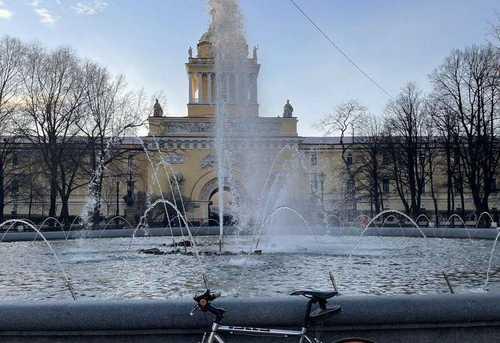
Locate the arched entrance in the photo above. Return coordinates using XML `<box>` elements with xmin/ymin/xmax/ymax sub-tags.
<box><xmin>192</xmin><ymin>176</ymin><xmax>242</xmax><ymax>226</ymax></box>
<box><xmin>208</xmin><ymin>186</ymin><xmax>234</xmax><ymax>226</ymax></box>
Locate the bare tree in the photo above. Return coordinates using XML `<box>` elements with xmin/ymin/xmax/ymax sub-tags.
<box><xmin>318</xmin><ymin>100</ymin><xmax>366</xmax><ymax>217</ymax></box>
<box><xmin>18</xmin><ymin>44</ymin><xmax>87</xmax><ymax>223</ymax></box>
<box><xmin>420</xmin><ymin>101</ymin><xmax>442</xmax><ymax>225</ymax></box>
<box><xmin>78</xmin><ymin>62</ymin><xmax>145</xmax><ymax>225</ymax></box>
<box><xmin>355</xmin><ymin>114</ymin><xmax>387</xmax><ymax>215</ymax></box>
<box><xmin>384</xmin><ymin>83</ymin><xmax>428</xmax><ymax>216</ymax></box>
<box><xmin>0</xmin><ymin>36</ymin><xmax>25</xmax><ymax>221</ymax></box>
<box><xmin>430</xmin><ymin>45</ymin><xmax>500</xmax><ymax>216</ymax></box>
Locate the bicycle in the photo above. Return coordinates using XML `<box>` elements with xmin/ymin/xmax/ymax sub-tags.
<box><xmin>191</xmin><ymin>289</ymin><xmax>374</xmax><ymax>343</ymax></box>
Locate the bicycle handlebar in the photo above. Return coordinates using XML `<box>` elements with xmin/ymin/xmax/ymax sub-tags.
<box><xmin>193</xmin><ymin>289</ymin><xmax>225</xmax><ymax>322</ymax></box>
<box><xmin>194</xmin><ymin>289</ymin><xmax>220</xmax><ymax>307</ymax></box>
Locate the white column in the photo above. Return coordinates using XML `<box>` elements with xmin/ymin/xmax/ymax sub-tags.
<box><xmin>197</xmin><ymin>73</ymin><xmax>203</xmax><ymax>104</ymax></box>
<box><xmin>188</xmin><ymin>73</ymin><xmax>193</xmax><ymax>103</ymax></box>
<box><xmin>207</xmin><ymin>73</ymin><xmax>212</xmax><ymax>104</ymax></box>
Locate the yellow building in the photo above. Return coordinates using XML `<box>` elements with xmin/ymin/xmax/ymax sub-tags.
<box><xmin>143</xmin><ymin>23</ymin><xmax>304</xmax><ymax>224</ymax></box>
<box><xmin>134</xmin><ymin>21</ymin><xmax>499</xmax><ymax>225</ymax></box>
<box><xmin>4</xmin><ymin>20</ymin><xmax>498</xmax><ymax>226</ymax></box>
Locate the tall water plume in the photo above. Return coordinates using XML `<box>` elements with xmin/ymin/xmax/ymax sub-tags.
<box><xmin>209</xmin><ymin>0</ymin><xmax>309</xmax><ymax>248</ymax></box>
<box><xmin>210</xmin><ymin>0</ymin><xmax>260</xmax><ymax>245</ymax></box>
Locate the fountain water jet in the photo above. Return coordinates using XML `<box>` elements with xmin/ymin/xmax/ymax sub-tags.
<box><xmin>445</xmin><ymin>214</ymin><xmax>466</xmax><ymax>227</ymax></box>
<box><xmin>476</xmin><ymin>212</ymin><xmax>496</xmax><ymax>228</ymax></box>
<box><xmin>140</xmin><ymin>139</ymin><xmax>179</xmax><ymax>246</ymax></box>
<box><xmin>104</xmin><ymin>216</ymin><xmax>134</xmax><ymax>230</ymax></box>
<box><xmin>151</xmin><ymin>135</ymin><xmax>189</xmax><ymax>240</ymax></box>
<box><xmin>0</xmin><ymin>219</ymin><xmax>77</xmax><ymax>300</ymax></box>
<box><xmin>115</xmin><ymin>199</ymin><xmax>210</xmax><ymax>296</ymax></box>
<box><xmin>415</xmin><ymin>214</ymin><xmax>432</xmax><ymax>227</ymax></box>
<box><xmin>255</xmin><ymin>206</ymin><xmax>318</xmax><ymax>250</ymax></box>
<box><xmin>484</xmin><ymin>230</ymin><xmax>500</xmax><ymax>290</ymax></box>
<box><xmin>347</xmin><ymin>210</ymin><xmax>427</xmax><ymax>261</ymax></box>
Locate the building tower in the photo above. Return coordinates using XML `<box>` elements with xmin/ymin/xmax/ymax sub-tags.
<box><xmin>186</xmin><ymin>22</ymin><xmax>260</xmax><ymax>118</ymax></box>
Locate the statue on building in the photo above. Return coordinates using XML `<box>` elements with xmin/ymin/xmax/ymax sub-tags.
<box><xmin>188</xmin><ymin>46</ymin><xmax>193</xmax><ymax>58</ymax></box>
<box><xmin>153</xmin><ymin>99</ymin><xmax>164</xmax><ymax>117</ymax></box>
<box><xmin>283</xmin><ymin>99</ymin><xmax>294</xmax><ymax>118</ymax></box>
<box><xmin>252</xmin><ymin>46</ymin><xmax>258</xmax><ymax>60</ymax></box>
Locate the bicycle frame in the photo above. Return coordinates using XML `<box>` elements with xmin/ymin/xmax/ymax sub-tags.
<box><xmin>202</xmin><ymin>322</ymin><xmax>316</xmax><ymax>343</ymax></box>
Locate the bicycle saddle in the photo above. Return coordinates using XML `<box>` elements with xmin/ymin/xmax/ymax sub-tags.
<box><xmin>290</xmin><ymin>290</ymin><xmax>338</xmax><ymax>300</ymax></box>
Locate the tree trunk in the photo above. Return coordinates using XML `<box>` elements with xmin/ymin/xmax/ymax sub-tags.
<box><xmin>428</xmin><ymin>158</ymin><xmax>439</xmax><ymax>227</ymax></box>
<box><xmin>446</xmin><ymin>145</ymin><xmax>453</xmax><ymax>216</ymax></box>
<box><xmin>28</xmin><ymin>178</ymin><xmax>33</xmax><ymax>218</ymax></box>
<box><xmin>49</xmin><ymin>168</ymin><xmax>58</xmax><ymax>217</ymax></box>
<box><xmin>59</xmin><ymin>196</ymin><xmax>70</xmax><ymax>226</ymax></box>
<box><xmin>0</xmin><ymin>160</ymin><xmax>4</xmax><ymax>223</ymax></box>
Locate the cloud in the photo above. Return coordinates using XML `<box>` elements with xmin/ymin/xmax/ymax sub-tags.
<box><xmin>73</xmin><ymin>0</ymin><xmax>108</xmax><ymax>16</ymax></box>
<box><xmin>34</xmin><ymin>7</ymin><xmax>59</xmax><ymax>24</ymax></box>
<box><xmin>30</xmin><ymin>0</ymin><xmax>60</xmax><ymax>25</ymax></box>
<box><xmin>0</xmin><ymin>0</ymin><xmax>13</xmax><ymax>19</ymax></box>
<box><xmin>0</xmin><ymin>8</ymin><xmax>12</xmax><ymax>19</ymax></box>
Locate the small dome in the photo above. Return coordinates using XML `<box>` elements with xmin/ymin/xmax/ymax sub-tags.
<box><xmin>199</xmin><ymin>30</ymin><xmax>213</xmax><ymax>43</ymax></box>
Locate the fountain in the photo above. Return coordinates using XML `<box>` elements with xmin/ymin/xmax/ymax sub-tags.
<box><xmin>0</xmin><ymin>4</ymin><xmax>499</xmax><ymax>342</ymax></box>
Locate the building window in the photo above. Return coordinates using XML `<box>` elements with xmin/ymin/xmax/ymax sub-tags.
<box><xmin>310</xmin><ymin>173</ymin><xmax>322</xmax><ymax>194</ymax></box>
<box><xmin>383</xmin><ymin>177</ymin><xmax>390</xmax><ymax>193</ymax></box>
<box><xmin>346</xmin><ymin>152</ymin><xmax>353</xmax><ymax>166</ymax></box>
<box><xmin>311</xmin><ymin>152</ymin><xmax>318</xmax><ymax>167</ymax></box>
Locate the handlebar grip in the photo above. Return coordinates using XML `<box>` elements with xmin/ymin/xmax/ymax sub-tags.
<box><xmin>194</xmin><ymin>289</ymin><xmax>219</xmax><ymax>302</ymax></box>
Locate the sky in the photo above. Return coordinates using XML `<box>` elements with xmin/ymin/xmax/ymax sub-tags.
<box><xmin>0</xmin><ymin>0</ymin><xmax>498</xmax><ymax>136</ymax></box>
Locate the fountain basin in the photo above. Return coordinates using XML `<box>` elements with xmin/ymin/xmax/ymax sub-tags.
<box><xmin>0</xmin><ymin>226</ymin><xmax>240</xmax><ymax>242</ymax></box>
<box><xmin>358</xmin><ymin>226</ymin><xmax>500</xmax><ymax>240</ymax></box>
<box><xmin>1</xmin><ymin>226</ymin><xmax>499</xmax><ymax>242</ymax></box>
<box><xmin>0</xmin><ymin>294</ymin><xmax>498</xmax><ymax>342</ymax></box>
